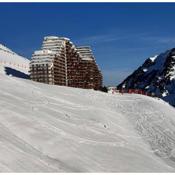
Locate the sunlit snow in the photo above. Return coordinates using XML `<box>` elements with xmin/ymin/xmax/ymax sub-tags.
<box><xmin>0</xmin><ymin>44</ymin><xmax>175</xmax><ymax>172</ymax></box>
<box><xmin>0</xmin><ymin>74</ymin><xmax>175</xmax><ymax>172</ymax></box>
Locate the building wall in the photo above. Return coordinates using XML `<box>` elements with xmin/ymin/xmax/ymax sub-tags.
<box><xmin>53</xmin><ymin>51</ymin><xmax>66</xmax><ymax>86</ymax></box>
<box><xmin>30</xmin><ymin>64</ymin><xmax>54</xmax><ymax>84</ymax></box>
<box><xmin>30</xmin><ymin>36</ymin><xmax>103</xmax><ymax>90</ymax></box>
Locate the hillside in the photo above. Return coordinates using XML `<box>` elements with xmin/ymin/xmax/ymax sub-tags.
<box><xmin>0</xmin><ymin>74</ymin><xmax>175</xmax><ymax>172</ymax></box>
<box><xmin>117</xmin><ymin>48</ymin><xmax>175</xmax><ymax>106</ymax></box>
<box><xmin>0</xmin><ymin>44</ymin><xmax>29</xmax><ymax>77</ymax></box>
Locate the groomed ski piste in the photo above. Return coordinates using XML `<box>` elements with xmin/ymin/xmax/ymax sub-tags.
<box><xmin>0</xmin><ymin>74</ymin><xmax>175</xmax><ymax>172</ymax></box>
<box><xmin>1</xmin><ymin>44</ymin><xmax>175</xmax><ymax>172</ymax></box>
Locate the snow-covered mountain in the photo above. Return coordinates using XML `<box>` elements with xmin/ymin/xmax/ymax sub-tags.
<box><xmin>1</xmin><ymin>74</ymin><xmax>175</xmax><ymax>172</ymax></box>
<box><xmin>118</xmin><ymin>48</ymin><xmax>175</xmax><ymax>106</ymax></box>
<box><xmin>0</xmin><ymin>43</ymin><xmax>29</xmax><ymax>78</ymax></box>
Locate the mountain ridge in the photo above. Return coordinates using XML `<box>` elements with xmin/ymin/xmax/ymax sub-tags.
<box><xmin>0</xmin><ymin>43</ymin><xmax>29</xmax><ymax>78</ymax></box>
<box><xmin>117</xmin><ymin>47</ymin><xmax>175</xmax><ymax>106</ymax></box>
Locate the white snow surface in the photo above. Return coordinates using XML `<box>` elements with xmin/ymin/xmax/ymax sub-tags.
<box><xmin>0</xmin><ymin>44</ymin><xmax>29</xmax><ymax>75</ymax></box>
<box><xmin>0</xmin><ymin>75</ymin><xmax>175</xmax><ymax>172</ymax></box>
<box><xmin>149</xmin><ymin>55</ymin><xmax>158</xmax><ymax>62</ymax></box>
<box><xmin>0</xmin><ymin>44</ymin><xmax>15</xmax><ymax>54</ymax></box>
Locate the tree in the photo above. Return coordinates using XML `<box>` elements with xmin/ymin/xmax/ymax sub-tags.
<box><xmin>99</xmin><ymin>86</ymin><xmax>108</xmax><ymax>93</ymax></box>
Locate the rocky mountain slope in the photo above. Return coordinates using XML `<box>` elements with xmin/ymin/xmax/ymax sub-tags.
<box><xmin>118</xmin><ymin>48</ymin><xmax>175</xmax><ymax>106</ymax></box>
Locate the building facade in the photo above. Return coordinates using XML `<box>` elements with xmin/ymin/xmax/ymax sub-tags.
<box><xmin>29</xmin><ymin>36</ymin><xmax>102</xmax><ymax>89</ymax></box>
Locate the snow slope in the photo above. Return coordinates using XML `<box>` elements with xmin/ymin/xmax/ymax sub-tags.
<box><xmin>0</xmin><ymin>44</ymin><xmax>29</xmax><ymax>77</ymax></box>
<box><xmin>0</xmin><ymin>74</ymin><xmax>175</xmax><ymax>172</ymax></box>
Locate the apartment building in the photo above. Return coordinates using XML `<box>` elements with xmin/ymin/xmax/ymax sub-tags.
<box><xmin>29</xmin><ymin>36</ymin><xmax>102</xmax><ymax>89</ymax></box>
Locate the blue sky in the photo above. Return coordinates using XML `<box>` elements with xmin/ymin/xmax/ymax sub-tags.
<box><xmin>1</xmin><ymin>3</ymin><xmax>175</xmax><ymax>85</ymax></box>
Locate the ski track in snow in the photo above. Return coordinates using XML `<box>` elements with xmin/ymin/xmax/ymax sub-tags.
<box><xmin>0</xmin><ymin>75</ymin><xmax>175</xmax><ymax>172</ymax></box>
